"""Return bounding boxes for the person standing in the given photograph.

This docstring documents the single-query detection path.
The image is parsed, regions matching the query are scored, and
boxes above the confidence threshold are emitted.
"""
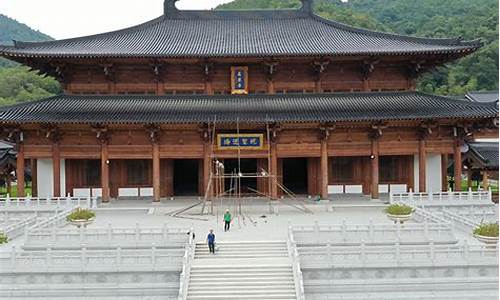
[224,209,232,232]
[207,229,216,254]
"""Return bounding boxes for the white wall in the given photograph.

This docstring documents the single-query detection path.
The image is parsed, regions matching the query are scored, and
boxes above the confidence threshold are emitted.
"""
[413,154,442,193]
[426,154,441,193]
[37,159,66,197]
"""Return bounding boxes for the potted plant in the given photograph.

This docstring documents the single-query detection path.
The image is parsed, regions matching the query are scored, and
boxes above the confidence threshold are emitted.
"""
[66,208,96,228]
[0,232,8,245]
[473,222,499,245]
[385,204,414,224]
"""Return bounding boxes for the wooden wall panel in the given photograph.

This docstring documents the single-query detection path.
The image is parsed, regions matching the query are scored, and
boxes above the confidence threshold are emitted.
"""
[108,145,152,159]
[321,65,364,92]
[24,145,52,158]
[60,145,100,159]
[159,145,204,159]
[277,143,320,158]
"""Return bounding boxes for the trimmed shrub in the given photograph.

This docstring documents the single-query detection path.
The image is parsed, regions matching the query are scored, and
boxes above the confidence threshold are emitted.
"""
[385,204,414,216]
[66,208,96,222]
[0,232,8,245]
[473,223,499,237]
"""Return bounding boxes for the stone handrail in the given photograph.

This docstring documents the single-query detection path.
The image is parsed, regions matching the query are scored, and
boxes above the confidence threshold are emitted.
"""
[24,224,192,250]
[178,228,195,300]
[287,226,306,300]
[291,220,456,245]
[442,210,479,230]
[0,213,38,239]
[390,189,492,205]
[26,207,75,233]
[0,195,97,209]
[1,245,184,271]
[297,240,497,268]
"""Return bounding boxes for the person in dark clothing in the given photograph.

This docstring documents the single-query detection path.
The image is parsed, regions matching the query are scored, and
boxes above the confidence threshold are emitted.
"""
[207,229,215,254]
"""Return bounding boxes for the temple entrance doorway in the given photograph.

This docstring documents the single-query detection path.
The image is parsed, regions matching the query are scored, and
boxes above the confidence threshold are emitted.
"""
[223,159,258,195]
[282,158,308,195]
[173,159,199,196]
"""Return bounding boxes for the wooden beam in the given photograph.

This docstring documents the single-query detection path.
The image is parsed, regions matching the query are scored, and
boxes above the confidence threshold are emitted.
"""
[203,142,212,198]
[152,142,161,202]
[320,139,329,199]
[418,139,426,193]
[370,139,379,199]
[16,143,25,197]
[31,158,37,197]
[270,141,278,199]
[454,139,462,192]
[52,142,61,197]
[482,170,489,191]
[441,154,449,191]
[101,142,110,202]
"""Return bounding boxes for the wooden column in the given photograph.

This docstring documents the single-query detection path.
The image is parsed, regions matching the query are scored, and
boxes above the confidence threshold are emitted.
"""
[320,139,329,200]
[441,154,449,191]
[152,142,161,202]
[270,142,278,199]
[101,142,110,202]
[52,142,61,197]
[370,139,379,199]
[31,158,37,197]
[482,170,489,191]
[16,143,25,197]
[454,139,462,191]
[418,139,426,193]
[467,169,473,189]
[203,142,212,198]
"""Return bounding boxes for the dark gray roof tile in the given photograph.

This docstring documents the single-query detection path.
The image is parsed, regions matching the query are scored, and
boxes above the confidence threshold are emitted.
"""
[0,91,497,125]
[0,7,481,59]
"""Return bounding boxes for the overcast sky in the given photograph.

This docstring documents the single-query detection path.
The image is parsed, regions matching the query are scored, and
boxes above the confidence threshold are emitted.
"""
[0,0,234,39]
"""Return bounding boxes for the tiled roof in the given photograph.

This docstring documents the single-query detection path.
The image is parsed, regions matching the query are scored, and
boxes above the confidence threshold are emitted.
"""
[466,142,499,169]
[0,91,497,125]
[0,1,481,59]
[465,91,499,103]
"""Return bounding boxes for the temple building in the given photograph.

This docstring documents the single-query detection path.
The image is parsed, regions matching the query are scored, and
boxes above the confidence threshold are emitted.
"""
[0,0,497,202]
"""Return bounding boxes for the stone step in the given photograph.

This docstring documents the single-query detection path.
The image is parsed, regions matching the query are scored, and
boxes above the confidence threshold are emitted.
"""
[187,295,296,300]
[188,284,295,291]
[189,278,294,284]
[195,254,288,259]
[188,289,296,296]
[190,274,293,279]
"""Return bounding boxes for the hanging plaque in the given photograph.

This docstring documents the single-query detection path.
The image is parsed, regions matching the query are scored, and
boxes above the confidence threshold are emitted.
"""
[217,134,264,150]
[231,66,249,95]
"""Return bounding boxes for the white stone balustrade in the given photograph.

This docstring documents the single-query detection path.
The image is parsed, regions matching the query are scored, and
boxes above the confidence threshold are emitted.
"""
[0,195,97,210]
[177,228,195,300]
[291,220,457,246]
[1,246,184,271]
[24,224,192,250]
[287,226,306,300]
[297,241,497,268]
[390,189,492,206]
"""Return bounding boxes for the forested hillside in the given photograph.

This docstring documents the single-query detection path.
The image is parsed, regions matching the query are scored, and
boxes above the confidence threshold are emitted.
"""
[0,14,60,106]
[218,0,499,95]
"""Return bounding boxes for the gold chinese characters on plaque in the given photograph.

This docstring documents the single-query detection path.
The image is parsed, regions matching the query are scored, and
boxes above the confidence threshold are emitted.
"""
[231,66,249,95]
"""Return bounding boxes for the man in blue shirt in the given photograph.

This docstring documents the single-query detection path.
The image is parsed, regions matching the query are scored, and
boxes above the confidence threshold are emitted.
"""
[207,229,215,254]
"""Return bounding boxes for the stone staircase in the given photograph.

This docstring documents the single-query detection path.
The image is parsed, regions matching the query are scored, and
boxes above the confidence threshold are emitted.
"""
[186,241,297,300]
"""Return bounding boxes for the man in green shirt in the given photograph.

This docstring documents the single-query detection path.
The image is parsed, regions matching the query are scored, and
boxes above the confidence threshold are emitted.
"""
[224,209,232,232]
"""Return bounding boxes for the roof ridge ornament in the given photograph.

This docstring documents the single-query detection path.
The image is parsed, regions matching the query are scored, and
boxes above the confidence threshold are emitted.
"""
[164,0,179,17]
[300,0,314,14]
